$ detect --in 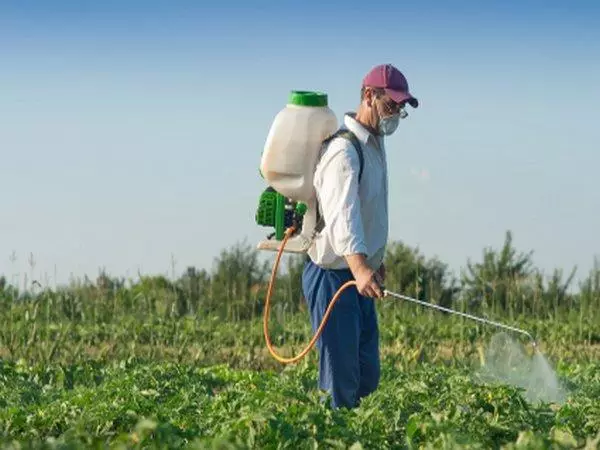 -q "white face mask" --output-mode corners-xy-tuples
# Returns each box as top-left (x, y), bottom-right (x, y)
(376, 101), (407, 136)
(379, 113), (400, 136)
